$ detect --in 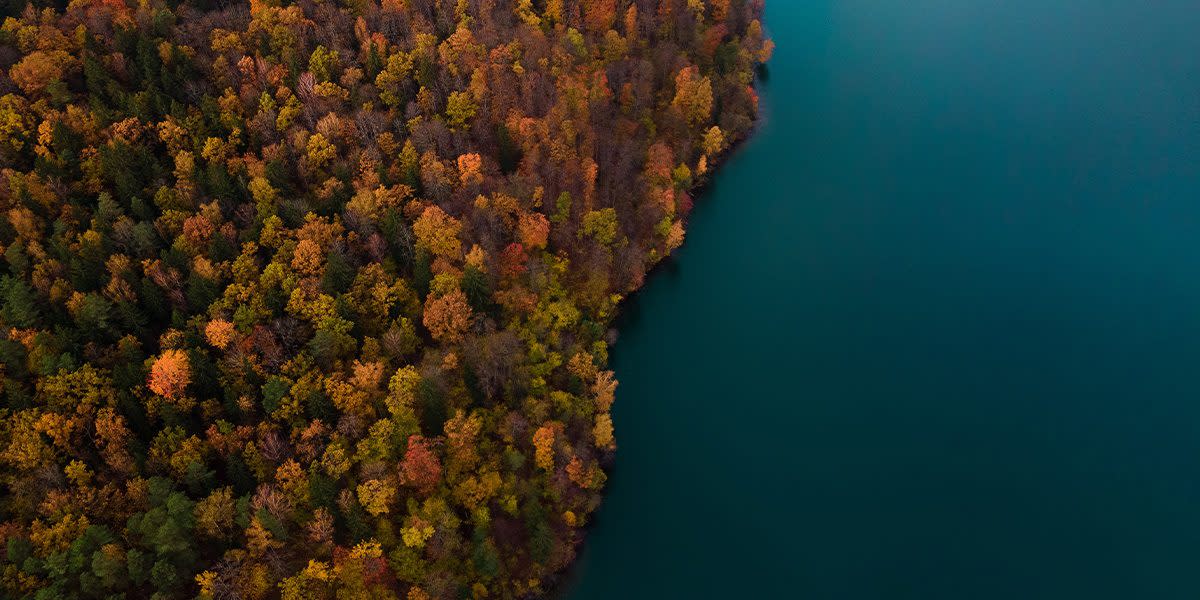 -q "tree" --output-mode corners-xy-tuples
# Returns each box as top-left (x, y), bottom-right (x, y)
(279, 560), (333, 600)
(533, 423), (560, 471)
(672, 66), (714, 124)
(94, 407), (136, 475)
(593, 413), (615, 450)
(308, 45), (340, 82)
(126, 481), (198, 594)
(148, 349), (191, 400)
(445, 91), (477, 130)
(399, 434), (442, 495)
(423, 290), (472, 343)
(356, 479), (396, 516)
(412, 205), (463, 260)
(9, 51), (72, 97)
(702, 125), (726, 156)
(0, 276), (40, 328)
(39, 364), (114, 410)
(195, 487), (236, 539)
(457, 153), (483, 187)
(517, 212), (550, 249)
(387, 366), (422, 415)
(584, 0), (618, 34)
(376, 52), (413, 108)
(581, 208), (619, 246)
(306, 134), (337, 170)
(292, 239), (325, 276)
(204, 319), (236, 349)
